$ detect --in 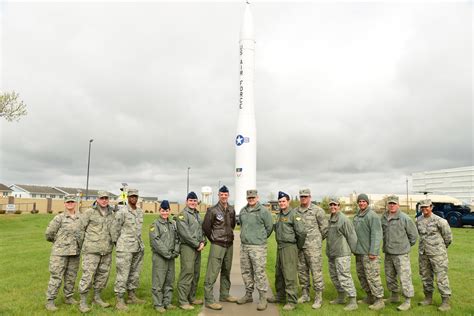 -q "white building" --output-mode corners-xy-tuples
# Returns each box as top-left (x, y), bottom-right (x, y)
(412, 166), (474, 204)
